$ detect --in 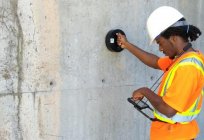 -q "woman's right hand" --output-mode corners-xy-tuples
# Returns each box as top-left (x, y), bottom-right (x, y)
(132, 89), (145, 101)
(116, 33), (128, 49)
